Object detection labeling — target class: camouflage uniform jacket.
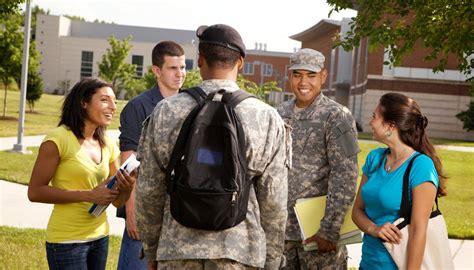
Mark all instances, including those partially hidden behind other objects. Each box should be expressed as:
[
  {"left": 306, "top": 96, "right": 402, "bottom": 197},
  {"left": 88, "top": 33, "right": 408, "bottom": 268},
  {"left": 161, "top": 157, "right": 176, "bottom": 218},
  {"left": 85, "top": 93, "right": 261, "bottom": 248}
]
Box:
[
  {"left": 277, "top": 92, "right": 359, "bottom": 242},
  {"left": 136, "top": 79, "right": 290, "bottom": 269}
]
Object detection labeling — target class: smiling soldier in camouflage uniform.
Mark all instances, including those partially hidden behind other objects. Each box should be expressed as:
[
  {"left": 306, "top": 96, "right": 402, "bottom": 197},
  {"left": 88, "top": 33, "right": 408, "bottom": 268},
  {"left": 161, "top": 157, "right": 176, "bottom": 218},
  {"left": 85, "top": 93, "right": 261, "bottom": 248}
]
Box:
[
  {"left": 277, "top": 48, "right": 360, "bottom": 269},
  {"left": 135, "top": 24, "right": 290, "bottom": 270}
]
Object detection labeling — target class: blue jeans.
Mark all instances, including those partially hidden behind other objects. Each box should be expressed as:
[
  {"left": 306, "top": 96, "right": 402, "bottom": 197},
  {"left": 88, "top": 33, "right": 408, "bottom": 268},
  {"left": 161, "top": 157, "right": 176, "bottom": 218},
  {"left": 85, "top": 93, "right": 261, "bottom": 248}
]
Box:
[
  {"left": 117, "top": 227, "right": 147, "bottom": 270},
  {"left": 46, "top": 236, "right": 108, "bottom": 270}
]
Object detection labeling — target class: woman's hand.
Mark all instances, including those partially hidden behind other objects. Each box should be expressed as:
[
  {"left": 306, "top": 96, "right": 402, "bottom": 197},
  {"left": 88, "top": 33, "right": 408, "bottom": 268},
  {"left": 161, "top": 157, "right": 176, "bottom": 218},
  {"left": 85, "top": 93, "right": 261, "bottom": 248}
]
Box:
[
  {"left": 111, "top": 169, "right": 136, "bottom": 207},
  {"left": 90, "top": 180, "right": 120, "bottom": 205},
  {"left": 368, "top": 222, "right": 402, "bottom": 244}
]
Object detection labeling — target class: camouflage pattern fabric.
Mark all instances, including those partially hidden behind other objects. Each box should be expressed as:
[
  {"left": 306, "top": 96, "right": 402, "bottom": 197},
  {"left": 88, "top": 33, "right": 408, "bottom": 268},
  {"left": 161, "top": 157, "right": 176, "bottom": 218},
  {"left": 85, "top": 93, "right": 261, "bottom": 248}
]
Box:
[
  {"left": 288, "top": 48, "right": 325, "bottom": 73},
  {"left": 277, "top": 92, "right": 359, "bottom": 266},
  {"left": 157, "top": 258, "right": 258, "bottom": 269},
  {"left": 281, "top": 241, "right": 347, "bottom": 270},
  {"left": 136, "top": 79, "right": 290, "bottom": 269}
]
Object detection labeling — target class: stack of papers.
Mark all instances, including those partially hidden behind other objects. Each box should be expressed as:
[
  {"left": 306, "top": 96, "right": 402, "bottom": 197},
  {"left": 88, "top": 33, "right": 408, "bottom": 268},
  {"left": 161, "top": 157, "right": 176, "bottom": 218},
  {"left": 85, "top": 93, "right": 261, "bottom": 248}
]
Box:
[{"left": 294, "top": 195, "right": 362, "bottom": 251}]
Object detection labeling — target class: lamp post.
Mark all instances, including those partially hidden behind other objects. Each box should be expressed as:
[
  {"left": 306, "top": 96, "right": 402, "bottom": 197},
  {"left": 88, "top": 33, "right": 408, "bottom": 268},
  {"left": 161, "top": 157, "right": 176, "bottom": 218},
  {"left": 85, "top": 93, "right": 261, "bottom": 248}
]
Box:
[{"left": 12, "top": 0, "right": 32, "bottom": 154}]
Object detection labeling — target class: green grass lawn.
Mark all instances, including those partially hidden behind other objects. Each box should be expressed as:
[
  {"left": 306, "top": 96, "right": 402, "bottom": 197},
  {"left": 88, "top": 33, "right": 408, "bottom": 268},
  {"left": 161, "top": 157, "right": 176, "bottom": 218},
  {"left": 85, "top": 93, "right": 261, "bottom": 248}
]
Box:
[
  {"left": 358, "top": 132, "right": 474, "bottom": 147},
  {"left": 1, "top": 142, "right": 472, "bottom": 239},
  {"left": 0, "top": 89, "right": 125, "bottom": 137},
  {"left": 3, "top": 88, "right": 473, "bottom": 147},
  {"left": 0, "top": 226, "right": 121, "bottom": 269}
]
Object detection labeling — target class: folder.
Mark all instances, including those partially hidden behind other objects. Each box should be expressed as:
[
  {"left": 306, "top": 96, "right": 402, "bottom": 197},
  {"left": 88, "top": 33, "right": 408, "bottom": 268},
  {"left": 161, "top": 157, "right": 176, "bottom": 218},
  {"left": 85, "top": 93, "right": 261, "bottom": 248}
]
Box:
[{"left": 294, "top": 191, "right": 362, "bottom": 251}]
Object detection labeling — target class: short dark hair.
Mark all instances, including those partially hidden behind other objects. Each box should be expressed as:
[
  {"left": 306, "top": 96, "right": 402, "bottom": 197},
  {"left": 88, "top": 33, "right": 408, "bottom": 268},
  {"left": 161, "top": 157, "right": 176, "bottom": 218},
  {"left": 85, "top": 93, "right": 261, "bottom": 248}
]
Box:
[
  {"left": 58, "top": 78, "right": 113, "bottom": 147},
  {"left": 198, "top": 42, "right": 241, "bottom": 69},
  {"left": 152, "top": 41, "right": 185, "bottom": 68}
]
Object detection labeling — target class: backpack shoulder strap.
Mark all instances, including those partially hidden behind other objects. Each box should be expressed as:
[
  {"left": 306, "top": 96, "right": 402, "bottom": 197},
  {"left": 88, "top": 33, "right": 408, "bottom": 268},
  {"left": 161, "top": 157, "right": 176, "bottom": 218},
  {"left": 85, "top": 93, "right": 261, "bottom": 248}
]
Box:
[
  {"left": 400, "top": 153, "right": 422, "bottom": 221},
  {"left": 182, "top": 87, "right": 207, "bottom": 103},
  {"left": 222, "top": 90, "right": 255, "bottom": 108}
]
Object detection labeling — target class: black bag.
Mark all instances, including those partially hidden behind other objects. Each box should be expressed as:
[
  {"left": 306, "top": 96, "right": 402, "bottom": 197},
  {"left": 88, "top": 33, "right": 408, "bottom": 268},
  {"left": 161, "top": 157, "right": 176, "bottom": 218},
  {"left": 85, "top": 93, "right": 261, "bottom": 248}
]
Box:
[{"left": 165, "top": 87, "right": 254, "bottom": 231}]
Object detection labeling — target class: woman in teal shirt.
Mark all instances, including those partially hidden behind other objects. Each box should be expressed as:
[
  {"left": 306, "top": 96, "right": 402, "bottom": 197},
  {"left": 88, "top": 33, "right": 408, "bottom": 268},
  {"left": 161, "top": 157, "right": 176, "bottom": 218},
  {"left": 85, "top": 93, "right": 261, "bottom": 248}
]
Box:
[{"left": 352, "top": 93, "right": 447, "bottom": 269}]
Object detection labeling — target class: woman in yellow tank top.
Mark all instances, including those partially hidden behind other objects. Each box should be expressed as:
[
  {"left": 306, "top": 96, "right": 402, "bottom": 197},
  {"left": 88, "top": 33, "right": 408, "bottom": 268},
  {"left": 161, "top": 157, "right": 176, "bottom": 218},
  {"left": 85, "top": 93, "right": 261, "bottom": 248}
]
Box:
[{"left": 28, "top": 78, "right": 135, "bottom": 270}]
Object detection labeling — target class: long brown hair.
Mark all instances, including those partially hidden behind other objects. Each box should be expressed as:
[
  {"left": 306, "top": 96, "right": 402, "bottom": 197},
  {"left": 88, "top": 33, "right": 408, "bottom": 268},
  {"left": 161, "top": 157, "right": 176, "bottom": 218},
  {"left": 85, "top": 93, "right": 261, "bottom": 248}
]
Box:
[{"left": 379, "top": 92, "right": 447, "bottom": 196}]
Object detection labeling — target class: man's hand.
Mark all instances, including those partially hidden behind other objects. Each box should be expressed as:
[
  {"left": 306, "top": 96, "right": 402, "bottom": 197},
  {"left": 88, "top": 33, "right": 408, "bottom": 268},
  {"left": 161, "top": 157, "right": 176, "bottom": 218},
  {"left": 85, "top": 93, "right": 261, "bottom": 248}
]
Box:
[
  {"left": 148, "top": 260, "right": 157, "bottom": 270},
  {"left": 304, "top": 234, "right": 337, "bottom": 252},
  {"left": 125, "top": 191, "right": 141, "bottom": 240}
]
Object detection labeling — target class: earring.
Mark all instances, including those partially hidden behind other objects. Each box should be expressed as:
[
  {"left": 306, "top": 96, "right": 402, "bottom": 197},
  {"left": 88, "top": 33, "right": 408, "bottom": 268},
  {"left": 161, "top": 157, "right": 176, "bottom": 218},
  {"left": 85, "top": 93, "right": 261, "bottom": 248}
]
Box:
[{"left": 385, "top": 130, "right": 392, "bottom": 137}]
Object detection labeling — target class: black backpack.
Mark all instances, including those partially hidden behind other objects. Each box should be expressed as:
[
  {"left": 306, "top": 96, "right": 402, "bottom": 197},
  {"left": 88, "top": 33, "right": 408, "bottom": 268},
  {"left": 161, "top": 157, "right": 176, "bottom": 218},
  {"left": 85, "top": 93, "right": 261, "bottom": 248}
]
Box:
[{"left": 165, "top": 87, "right": 255, "bottom": 231}]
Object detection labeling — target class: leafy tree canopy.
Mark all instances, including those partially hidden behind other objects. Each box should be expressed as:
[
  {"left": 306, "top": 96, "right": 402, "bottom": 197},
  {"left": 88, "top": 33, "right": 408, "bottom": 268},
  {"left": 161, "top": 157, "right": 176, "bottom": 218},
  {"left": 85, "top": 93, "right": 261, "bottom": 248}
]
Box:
[
  {"left": 328, "top": 0, "right": 474, "bottom": 79},
  {"left": 0, "top": 0, "right": 23, "bottom": 15},
  {"left": 182, "top": 69, "right": 202, "bottom": 89},
  {"left": 328, "top": 0, "right": 474, "bottom": 131},
  {"left": 237, "top": 75, "right": 282, "bottom": 101},
  {"left": 0, "top": 12, "right": 23, "bottom": 117}
]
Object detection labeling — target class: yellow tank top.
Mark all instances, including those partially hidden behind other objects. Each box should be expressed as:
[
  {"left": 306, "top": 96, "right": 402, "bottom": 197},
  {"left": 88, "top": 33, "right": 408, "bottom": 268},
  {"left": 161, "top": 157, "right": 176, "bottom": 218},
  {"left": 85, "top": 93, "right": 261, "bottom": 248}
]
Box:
[{"left": 43, "top": 125, "right": 119, "bottom": 243}]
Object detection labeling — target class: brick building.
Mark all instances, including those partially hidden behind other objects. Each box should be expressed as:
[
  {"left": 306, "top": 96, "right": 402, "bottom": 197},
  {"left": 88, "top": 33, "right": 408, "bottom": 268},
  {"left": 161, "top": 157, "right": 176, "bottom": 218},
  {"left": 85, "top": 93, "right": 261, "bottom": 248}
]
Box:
[{"left": 290, "top": 18, "right": 473, "bottom": 141}]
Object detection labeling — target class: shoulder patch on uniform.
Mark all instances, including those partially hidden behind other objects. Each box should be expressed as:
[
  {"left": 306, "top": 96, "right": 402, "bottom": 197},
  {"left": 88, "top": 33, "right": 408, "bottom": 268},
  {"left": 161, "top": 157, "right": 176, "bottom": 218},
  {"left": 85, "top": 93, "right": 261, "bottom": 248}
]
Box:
[{"left": 333, "top": 120, "right": 352, "bottom": 138}]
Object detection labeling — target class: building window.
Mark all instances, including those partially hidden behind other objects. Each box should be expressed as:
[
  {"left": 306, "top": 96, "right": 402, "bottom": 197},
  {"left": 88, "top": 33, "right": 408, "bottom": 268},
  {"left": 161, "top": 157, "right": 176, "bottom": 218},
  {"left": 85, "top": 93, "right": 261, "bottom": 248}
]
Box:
[
  {"left": 284, "top": 92, "right": 294, "bottom": 102},
  {"left": 243, "top": 62, "right": 254, "bottom": 75},
  {"left": 132, "top": 55, "right": 144, "bottom": 77},
  {"left": 263, "top": 63, "right": 273, "bottom": 76},
  {"left": 80, "top": 51, "right": 93, "bottom": 78},
  {"left": 185, "top": 59, "right": 194, "bottom": 70}
]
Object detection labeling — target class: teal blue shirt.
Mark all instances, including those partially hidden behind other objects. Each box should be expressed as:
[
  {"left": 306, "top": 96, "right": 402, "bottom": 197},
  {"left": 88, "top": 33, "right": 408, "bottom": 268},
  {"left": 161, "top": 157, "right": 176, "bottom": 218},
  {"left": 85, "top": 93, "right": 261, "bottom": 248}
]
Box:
[{"left": 360, "top": 148, "right": 439, "bottom": 269}]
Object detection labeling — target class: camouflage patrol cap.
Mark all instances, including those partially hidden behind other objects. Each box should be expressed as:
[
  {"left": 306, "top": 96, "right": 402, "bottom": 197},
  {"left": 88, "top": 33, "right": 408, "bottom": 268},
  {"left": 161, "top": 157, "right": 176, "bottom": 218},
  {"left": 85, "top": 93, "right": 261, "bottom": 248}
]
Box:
[
  {"left": 196, "top": 24, "right": 246, "bottom": 57},
  {"left": 289, "top": 48, "right": 325, "bottom": 72}
]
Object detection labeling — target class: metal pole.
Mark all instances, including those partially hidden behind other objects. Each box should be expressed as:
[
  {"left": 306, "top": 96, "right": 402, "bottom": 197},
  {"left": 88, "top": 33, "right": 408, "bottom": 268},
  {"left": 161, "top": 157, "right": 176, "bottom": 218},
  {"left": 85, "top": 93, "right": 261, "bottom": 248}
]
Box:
[
  {"left": 353, "top": 45, "right": 361, "bottom": 117},
  {"left": 329, "top": 48, "right": 336, "bottom": 92},
  {"left": 13, "top": 0, "right": 32, "bottom": 154}
]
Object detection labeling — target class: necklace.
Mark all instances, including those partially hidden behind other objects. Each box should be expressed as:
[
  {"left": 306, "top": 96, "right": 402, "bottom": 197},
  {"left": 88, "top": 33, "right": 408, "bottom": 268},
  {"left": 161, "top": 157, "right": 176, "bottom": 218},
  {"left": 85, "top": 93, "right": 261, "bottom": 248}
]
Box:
[{"left": 385, "top": 149, "right": 415, "bottom": 172}]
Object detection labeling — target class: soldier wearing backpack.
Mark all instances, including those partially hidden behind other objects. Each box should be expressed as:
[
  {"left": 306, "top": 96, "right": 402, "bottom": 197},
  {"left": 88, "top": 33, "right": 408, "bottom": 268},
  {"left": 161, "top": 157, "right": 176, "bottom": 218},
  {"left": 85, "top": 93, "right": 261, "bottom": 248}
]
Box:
[{"left": 136, "top": 24, "right": 290, "bottom": 269}]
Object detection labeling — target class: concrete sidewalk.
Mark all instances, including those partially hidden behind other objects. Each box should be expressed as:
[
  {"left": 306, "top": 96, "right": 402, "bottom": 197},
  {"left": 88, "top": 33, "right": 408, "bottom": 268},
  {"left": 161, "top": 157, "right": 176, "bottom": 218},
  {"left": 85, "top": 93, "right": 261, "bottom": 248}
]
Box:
[
  {"left": 0, "top": 130, "right": 121, "bottom": 151},
  {"left": 1, "top": 180, "right": 473, "bottom": 269},
  {"left": 1, "top": 131, "right": 474, "bottom": 152},
  {"left": 1, "top": 131, "right": 473, "bottom": 268}
]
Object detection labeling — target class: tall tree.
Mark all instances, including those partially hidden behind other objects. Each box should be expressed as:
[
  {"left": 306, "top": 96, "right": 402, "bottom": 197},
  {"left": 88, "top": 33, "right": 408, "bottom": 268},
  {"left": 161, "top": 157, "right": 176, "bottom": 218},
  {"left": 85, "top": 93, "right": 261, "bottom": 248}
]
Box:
[
  {"left": 23, "top": 40, "right": 43, "bottom": 112},
  {"left": 98, "top": 36, "right": 136, "bottom": 95},
  {"left": 26, "top": 69, "right": 43, "bottom": 112},
  {"left": 0, "top": 12, "right": 23, "bottom": 118},
  {"left": 328, "top": 0, "right": 474, "bottom": 130}
]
